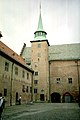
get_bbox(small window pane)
[5,62,9,71]
[34,80,38,84]
[37,43,41,48]
[22,70,25,78]
[68,78,72,84]
[34,88,37,93]
[26,86,29,93]
[15,67,18,75]
[35,72,38,76]
[56,78,60,84]
[22,85,25,92]
[30,87,32,93]
[27,73,29,79]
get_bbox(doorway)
[16,92,18,102]
[40,94,44,101]
[63,92,73,103]
[65,95,71,103]
[51,92,61,103]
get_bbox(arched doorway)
[63,92,73,103]
[51,92,61,103]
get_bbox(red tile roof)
[0,41,33,72]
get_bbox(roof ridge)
[50,43,80,47]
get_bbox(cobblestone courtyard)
[2,103,80,120]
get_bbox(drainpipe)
[10,63,14,106]
[49,61,51,102]
[31,72,34,102]
[77,60,80,107]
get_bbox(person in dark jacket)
[0,93,3,120]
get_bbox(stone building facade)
[30,41,49,101]
[20,10,80,103]
[0,41,34,106]
[49,60,80,102]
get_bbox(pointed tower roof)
[37,5,44,32]
[34,4,47,40]
[31,4,50,46]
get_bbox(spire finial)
[40,2,41,12]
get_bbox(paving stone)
[2,103,80,120]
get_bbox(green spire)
[37,4,44,31]
[34,4,47,40]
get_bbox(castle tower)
[34,4,47,41]
[30,5,50,102]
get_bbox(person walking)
[0,93,3,120]
[19,95,21,105]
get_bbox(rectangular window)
[35,72,38,76]
[34,80,38,84]
[38,53,41,57]
[4,89,7,96]
[26,86,29,93]
[15,67,18,75]
[34,88,37,93]
[22,85,25,92]
[37,43,41,48]
[5,62,9,71]
[30,87,32,93]
[22,70,25,78]
[68,78,72,84]
[56,78,60,84]
[27,73,29,79]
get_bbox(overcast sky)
[0,0,80,54]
